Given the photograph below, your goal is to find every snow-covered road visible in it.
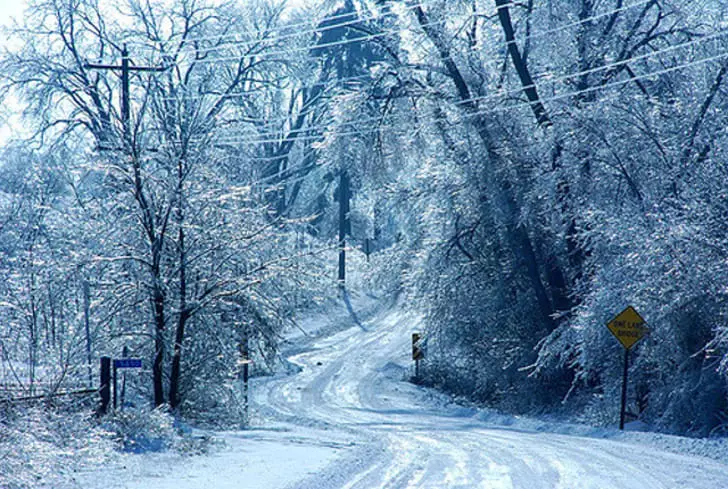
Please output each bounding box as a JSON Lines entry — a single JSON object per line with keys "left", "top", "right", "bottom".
{"left": 72, "top": 298, "right": 728, "bottom": 489}
{"left": 253, "top": 299, "right": 728, "bottom": 489}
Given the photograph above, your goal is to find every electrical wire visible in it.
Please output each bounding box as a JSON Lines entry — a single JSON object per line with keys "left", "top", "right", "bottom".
{"left": 199, "top": 47, "right": 728, "bottom": 147}
{"left": 156, "top": 11, "right": 452, "bottom": 66}
{"left": 142, "top": 48, "right": 726, "bottom": 198}
{"left": 159, "top": 0, "right": 654, "bottom": 67}
{"left": 129, "top": 0, "right": 649, "bottom": 73}
{"left": 195, "top": 30, "right": 728, "bottom": 145}
{"left": 151, "top": 0, "right": 658, "bottom": 111}
{"left": 154, "top": 0, "right": 665, "bottom": 138}
{"left": 127, "top": 0, "right": 527, "bottom": 51}
{"left": 157, "top": 72, "right": 377, "bottom": 103}
{"left": 198, "top": 0, "right": 653, "bottom": 59}
{"left": 127, "top": 0, "right": 425, "bottom": 53}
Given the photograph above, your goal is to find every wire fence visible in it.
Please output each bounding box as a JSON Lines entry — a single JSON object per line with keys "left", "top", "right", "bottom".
{"left": 0, "top": 387, "right": 98, "bottom": 405}
{"left": 0, "top": 382, "right": 98, "bottom": 405}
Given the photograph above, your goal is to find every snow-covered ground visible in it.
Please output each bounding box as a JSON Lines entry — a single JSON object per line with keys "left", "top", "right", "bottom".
{"left": 67, "top": 425, "right": 342, "bottom": 489}
{"left": 70, "top": 293, "right": 728, "bottom": 489}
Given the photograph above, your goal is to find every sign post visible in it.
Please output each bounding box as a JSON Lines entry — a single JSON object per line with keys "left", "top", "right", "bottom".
{"left": 240, "top": 337, "right": 252, "bottom": 425}
{"left": 412, "top": 333, "right": 424, "bottom": 379}
{"left": 606, "top": 306, "right": 648, "bottom": 430}
{"left": 112, "top": 358, "right": 142, "bottom": 410}
{"left": 364, "top": 238, "right": 372, "bottom": 262}
{"left": 121, "top": 346, "right": 128, "bottom": 410}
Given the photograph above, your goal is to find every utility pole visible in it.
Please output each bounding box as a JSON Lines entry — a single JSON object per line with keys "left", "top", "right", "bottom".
{"left": 338, "top": 170, "right": 350, "bottom": 286}
{"left": 84, "top": 44, "right": 167, "bottom": 145}
{"left": 85, "top": 44, "right": 166, "bottom": 407}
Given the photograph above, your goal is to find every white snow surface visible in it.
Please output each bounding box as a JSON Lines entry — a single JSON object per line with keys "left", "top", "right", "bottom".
{"left": 71, "top": 293, "right": 728, "bottom": 489}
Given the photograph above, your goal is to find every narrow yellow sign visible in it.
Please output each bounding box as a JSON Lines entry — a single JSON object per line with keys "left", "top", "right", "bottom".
{"left": 412, "top": 333, "right": 424, "bottom": 360}
{"left": 607, "top": 306, "right": 648, "bottom": 350}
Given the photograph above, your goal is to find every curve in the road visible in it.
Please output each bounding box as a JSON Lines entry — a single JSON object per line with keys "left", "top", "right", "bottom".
{"left": 253, "top": 301, "right": 728, "bottom": 489}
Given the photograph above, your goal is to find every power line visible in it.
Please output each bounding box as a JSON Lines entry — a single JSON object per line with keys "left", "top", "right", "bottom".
{"left": 157, "top": 72, "right": 377, "bottom": 103}
{"left": 152, "top": 0, "right": 663, "bottom": 136}
{"left": 197, "top": 31, "right": 728, "bottom": 145}
{"left": 526, "top": 0, "right": 654, "bottom": 43}
{"left": 200, "top": 48, "right": 728, "bottom": 147}
{"left": 458, "top": 29, "right": 728, "bottom": 108}
{"left": 150, "top": 0, "right": 657, "bottom": 109}
{"left": 128, "top": 0, "right": 526, "bottom": 52}
{"left": 157, "top": 12, "right": 452, "bottom": 67}
{"left": 128, "top": 0, "right": 425, "bottom": 53}
{"left": 142, "top": 0, "right": 646, "bottom": 70}
{"left": 207, "top": 0, "right": 653, "bottom": 58}
{"left": 147, "top": 47, "right": 723, "bottom": 200}
{"left": 461, "top": 50, "right": 728, "bottom": 123}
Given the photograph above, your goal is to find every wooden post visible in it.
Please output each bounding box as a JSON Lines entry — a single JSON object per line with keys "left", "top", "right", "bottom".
{"left": 412, "top": 333, "right": 423, "bottom": 380}
{"left": 338, "top": 171, "right": 350, "bottom": 286}
{"left": 241, "top": 336, "right": 250, "bottom": 424}
{"left": 120, "top": 45, "right": 130, "bottom": 145}
{"left": 243, "top": 361, "right": 249, "bottom": 422}
{"left": 99, "top": 357, "right": 111, "bottom": 415}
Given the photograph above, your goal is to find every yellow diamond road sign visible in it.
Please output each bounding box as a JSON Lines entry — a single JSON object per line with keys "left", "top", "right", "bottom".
{"left": 607, "top": 306, "right": 648, "bottom": 350}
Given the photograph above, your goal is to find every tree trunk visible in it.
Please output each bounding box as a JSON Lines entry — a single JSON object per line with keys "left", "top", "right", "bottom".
{"left": 169, "top": 160, "right": 188, "bottom": 410}
{"left": 494, "top": 0, "right": 580, "bottom": 313}
{"left": 494, "top": 0, "right": 551, "bottom": 126}
{"left": 152, "top": 278, "right": 166, "bottom": 407}
{"left": 413, "top": 5, "right": 556, "bottom": 328}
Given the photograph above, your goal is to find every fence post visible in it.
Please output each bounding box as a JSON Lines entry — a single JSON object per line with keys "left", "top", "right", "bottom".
{"left": 98, "top": 357, "right": 111, "bottom": 415}
{"left": 241, "top": 336, "right": 249, "bottom": 425}
{"left": 112, "top": 360, "right": 118, "bottom": 411}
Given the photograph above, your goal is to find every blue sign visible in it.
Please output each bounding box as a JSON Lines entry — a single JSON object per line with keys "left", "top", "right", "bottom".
{"left": 114, "top": 358, "right": 142, "bottom": 369}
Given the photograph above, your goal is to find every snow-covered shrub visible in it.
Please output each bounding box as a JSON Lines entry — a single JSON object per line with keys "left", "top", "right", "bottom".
{"left": 0, "top": 403, "right": 113, "bottom": 489}
{"left": 179, "top": 378, "right": 248, "bottom": 429}
{"left": 103, "top": 405, "right": 214, "bottom": 455}
{"left": 103, "top": 407, "right": 178, "bottom": 454}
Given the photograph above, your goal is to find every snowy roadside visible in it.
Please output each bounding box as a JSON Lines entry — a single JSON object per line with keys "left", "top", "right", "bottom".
{"left": 467, "top": 407, "right": 728, "bottom": 466}
{"left": 63, "top": 425, "right": 346, "bottom": 489}
{"left": 411, "top": 395, "right": 728, "bottom": 468}
{"left": 253, "top": 295, "right": 728, "bottom": 488}
{"left": 47, "top": 293, "right": 728, "bottom": 489}
{"left": 54, "top": 291, "right": 383, "bottom": 489}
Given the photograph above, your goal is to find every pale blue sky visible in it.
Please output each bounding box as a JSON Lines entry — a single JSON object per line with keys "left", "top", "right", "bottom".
{"left": 0, "top": 0, "right": 25, "bottom": 27}
{"left": 0, "top": 0, "right": 316, "bottom": 143}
